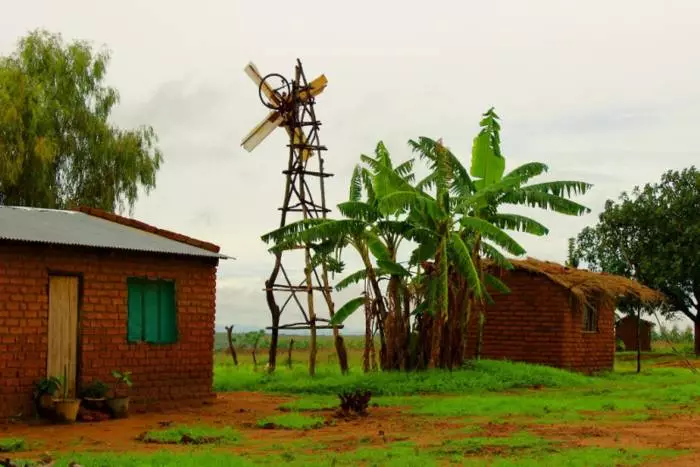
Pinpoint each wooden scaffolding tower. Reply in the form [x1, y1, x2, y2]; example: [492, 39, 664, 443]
[241, 59, 346, 375]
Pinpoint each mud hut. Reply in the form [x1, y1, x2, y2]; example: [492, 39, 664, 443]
[465, 258, 664, 373]
[615, 315, 654, 352]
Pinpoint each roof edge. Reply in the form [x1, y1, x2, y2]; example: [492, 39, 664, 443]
[74, 206, 221, 254]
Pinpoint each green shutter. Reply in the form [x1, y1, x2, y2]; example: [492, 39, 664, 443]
[143, 282, 160, 343]
[159, 281, 177, 343]
[127, 280, 144, 342]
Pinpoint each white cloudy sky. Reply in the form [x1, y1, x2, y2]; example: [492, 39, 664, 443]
[2, 1, 698, 332]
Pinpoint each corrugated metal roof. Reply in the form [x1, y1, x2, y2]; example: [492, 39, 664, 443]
[0, 206, 228, 259]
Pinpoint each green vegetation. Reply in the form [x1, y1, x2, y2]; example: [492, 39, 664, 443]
[46, 445, 684, 467]
[139, 425, 240, 445]
[572, 166, 700, 354]
[0, 437, 25, 452]
[0, 30, 162, 212]
[214, 359, 590, 395]
[257, 413, 326, 430]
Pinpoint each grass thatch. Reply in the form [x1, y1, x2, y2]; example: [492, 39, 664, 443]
[491, 257, 665, 314]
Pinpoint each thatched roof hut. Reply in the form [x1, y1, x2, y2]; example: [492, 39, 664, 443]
[466, 257, 666, 373]
[488, 257, 665, 314]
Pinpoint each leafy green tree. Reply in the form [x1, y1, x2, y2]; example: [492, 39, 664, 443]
[572, 167, 700, 354]
[0, 30, 162, 212]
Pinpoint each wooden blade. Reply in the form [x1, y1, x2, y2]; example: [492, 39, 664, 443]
[298, 75, 328, 101]
[241, 110, 284, 152]
[244, 62, 283, 108]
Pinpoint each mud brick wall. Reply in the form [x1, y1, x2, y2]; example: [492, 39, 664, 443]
[615, 316, 652, 352]
[0, 242, 217, 418]
[560, 299, 615, 373]
[465, 270, 614, 374]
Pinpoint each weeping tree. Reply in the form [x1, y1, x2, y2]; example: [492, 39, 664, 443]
[0, 29, 162, 213]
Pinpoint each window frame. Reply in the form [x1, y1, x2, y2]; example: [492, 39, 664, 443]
[126, 277, 178, 344]
[582, 304, 599, 333]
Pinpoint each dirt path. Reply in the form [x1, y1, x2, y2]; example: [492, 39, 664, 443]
[3, 392, 700, 465]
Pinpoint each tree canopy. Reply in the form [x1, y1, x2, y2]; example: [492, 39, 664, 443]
[0, 30, 162, 213]
[571, 167, 700, 354]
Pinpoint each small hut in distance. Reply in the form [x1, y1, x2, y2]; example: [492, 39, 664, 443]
[616, 315, 654, 351]
[465, 258, 664, 374]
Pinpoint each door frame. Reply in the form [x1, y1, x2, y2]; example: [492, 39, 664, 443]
[46, 270, 84, 396]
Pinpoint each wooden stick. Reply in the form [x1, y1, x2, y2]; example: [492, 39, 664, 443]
[224, 325, 239, 366]
[287, 338, 295, 368]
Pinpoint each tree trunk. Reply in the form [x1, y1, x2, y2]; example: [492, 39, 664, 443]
[361, 251, 388, 369]
[268, 312, 280, 372]
[363, 297, 372, 373]
[475, 310, 485, 360]
[403, 287, 412, 371]
[224, 325, 238, 366]
[695, 317, 700, 357]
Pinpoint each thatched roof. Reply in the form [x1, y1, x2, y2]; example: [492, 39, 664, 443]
[490, 257, 665, 313]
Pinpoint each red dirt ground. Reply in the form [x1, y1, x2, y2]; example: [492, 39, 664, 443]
[3, 392, 700, 465]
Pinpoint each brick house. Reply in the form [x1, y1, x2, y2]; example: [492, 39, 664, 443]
[0, 206, 229, 418]
[615, 315, 653, 352]
[465, 258, 663, 374]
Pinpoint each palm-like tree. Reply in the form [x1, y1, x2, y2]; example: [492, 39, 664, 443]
[408, 108, 591, 363]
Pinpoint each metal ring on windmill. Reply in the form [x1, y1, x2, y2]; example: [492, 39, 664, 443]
[259, 73, 291, 110]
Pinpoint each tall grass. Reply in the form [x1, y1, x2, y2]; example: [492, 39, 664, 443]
[214, 359, 592, 395]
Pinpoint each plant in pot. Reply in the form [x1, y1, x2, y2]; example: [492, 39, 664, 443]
[107, 370, 132, 419]
[52, 366, 81, 423]
[33, 376, 61, 417]
[80, 380, 110, 411]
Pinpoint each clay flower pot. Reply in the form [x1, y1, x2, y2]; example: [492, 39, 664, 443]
[82, 397, 107, 411]
[53, 398, 81, 423]
[107, 397, 130, 419]
[39, 393, 55, 410]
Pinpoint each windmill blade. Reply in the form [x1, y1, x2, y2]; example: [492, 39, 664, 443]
[241, 110, 284, 152]
[244, 62, 283, 108]
[299, 74, 328, 101]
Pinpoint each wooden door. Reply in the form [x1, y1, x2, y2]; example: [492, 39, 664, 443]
[47, 276, 79, 398]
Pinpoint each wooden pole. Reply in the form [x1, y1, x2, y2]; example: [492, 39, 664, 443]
[224, 325, 239, 366]
[636, 308, 642, 374]
[287, 338, 295, 368]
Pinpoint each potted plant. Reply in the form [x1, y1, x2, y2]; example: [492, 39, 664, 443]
[80, 380, 110, 411]
[106, 370, 132, 419]
[52, 366, 81, 423]
[33, 376, 61, 416]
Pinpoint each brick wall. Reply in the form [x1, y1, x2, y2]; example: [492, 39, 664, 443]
[615, 316, 652, 352]
[0, 242, 218, 418]
[464, 270, 614, 374]
[560, 299, 615, 373]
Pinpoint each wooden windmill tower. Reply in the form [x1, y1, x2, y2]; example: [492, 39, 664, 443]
[241, 59, 347, 375]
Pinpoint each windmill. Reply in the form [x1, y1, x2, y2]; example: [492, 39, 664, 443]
[241, 59, 347, 375]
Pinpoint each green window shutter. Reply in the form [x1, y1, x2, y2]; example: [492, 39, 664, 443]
[159, 281, 177, 343]
[127, 280, 144, 342]
[143, 282, 161, 343]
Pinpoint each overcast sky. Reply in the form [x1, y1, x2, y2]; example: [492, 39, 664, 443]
[2, 1, 698, 332]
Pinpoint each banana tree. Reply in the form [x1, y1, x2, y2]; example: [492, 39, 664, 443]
[347, 141, 416, 370]
[377, 138, 528, 368]
[411, 108, 592, 362]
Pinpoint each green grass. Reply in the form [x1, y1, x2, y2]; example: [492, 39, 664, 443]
[0, 437, 26, 452]
[139, 425, 240, 445]
[257, 413, 326, 430]
[48, 445, 684, 467]
[215, 359, 591, 395]
[435, 431, 556, 455]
